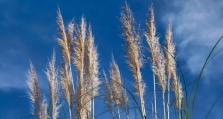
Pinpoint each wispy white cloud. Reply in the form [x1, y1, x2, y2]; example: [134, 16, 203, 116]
[162, 0, 223, 74]
[0, 48, 27, 90]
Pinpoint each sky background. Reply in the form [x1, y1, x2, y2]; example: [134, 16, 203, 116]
[0, 0, 223, 119]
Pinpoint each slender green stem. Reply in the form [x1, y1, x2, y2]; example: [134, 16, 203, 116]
[117, 107, 121, 119]
[167, 78, 170, 119]
[153, 74, 157, 119]
[162, 92, 166, 119]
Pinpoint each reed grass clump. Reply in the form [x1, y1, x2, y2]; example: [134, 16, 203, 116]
[26, 3, 209, 119]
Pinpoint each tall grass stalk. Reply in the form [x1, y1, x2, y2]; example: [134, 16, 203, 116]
[145, 7, 158, 119]
[74, 17, 87, 119]
[110, 57, 128, 119]
[85, 26, 100, 119]
[103, 71, 115, 119]
[121, 4, 146, 119]
[27, 64, 48, 119]
[164, 24, 175, 119]
[46, 53, 59, 119]
[57, 10, 75, 119]
[145, 7, 167, 119]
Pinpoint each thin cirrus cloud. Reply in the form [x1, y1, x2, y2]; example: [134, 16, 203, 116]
[163, 0, 223, 77]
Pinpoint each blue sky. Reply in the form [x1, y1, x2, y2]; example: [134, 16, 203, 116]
[0, 0, 223, 118]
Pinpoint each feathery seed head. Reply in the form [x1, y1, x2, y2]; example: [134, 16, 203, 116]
[145, 7, 167, 93]
[110, 57, 125, 106]
[57, 10, 73, 64]
[74, 17, 87, 75]
[28, 63, 41, 105]
[57, 9, 67, 42]
[28, 63, 48, 119]
[85, 26, 100, 96]
[121, 3, 144, 96]
[165, 24, 176, 80]
[73, 17, 89, 119]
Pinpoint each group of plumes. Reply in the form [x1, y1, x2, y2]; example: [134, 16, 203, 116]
[27, 3, 183, 119]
